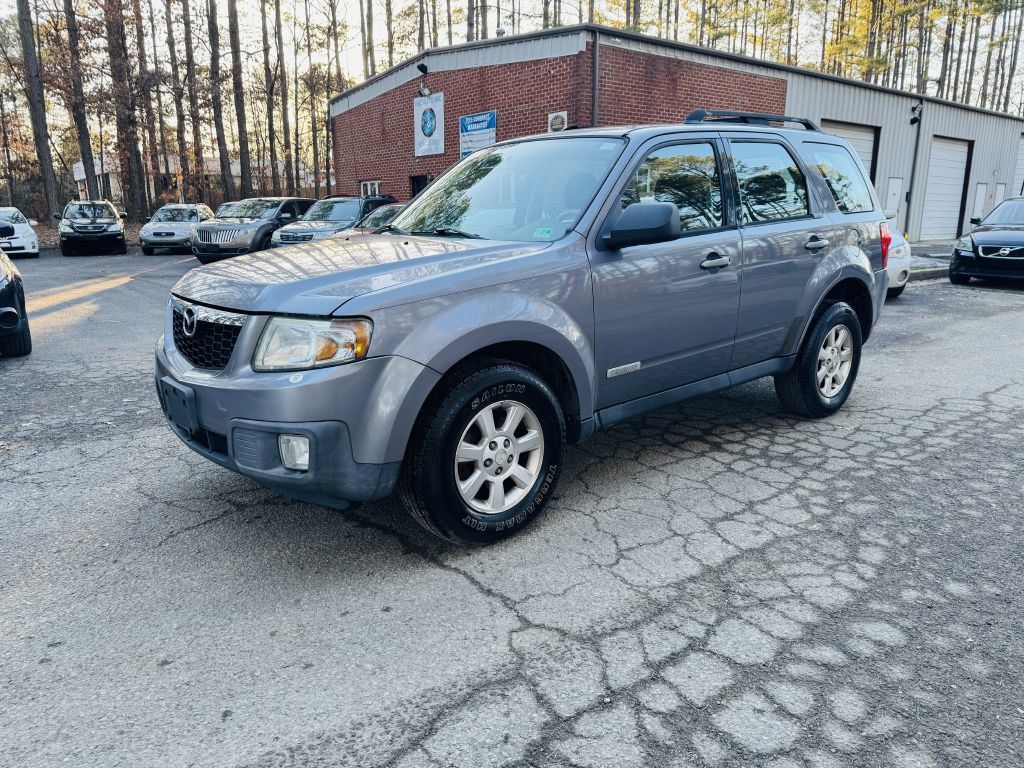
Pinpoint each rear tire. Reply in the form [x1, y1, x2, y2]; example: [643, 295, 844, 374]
[886, 284, 905, 299]
[949, 273, 971, 285]
[399, 362, 565, 545]
[775, 301, 862, 419]
[0, 299, 31, 357]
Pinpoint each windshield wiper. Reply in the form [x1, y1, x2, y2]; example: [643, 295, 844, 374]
[376, 223, 408, 235]
[411, 227, 484, 239]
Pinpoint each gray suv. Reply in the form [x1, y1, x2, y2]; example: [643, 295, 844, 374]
[157, 111, 890, 545]
[191, 197, 313, 263]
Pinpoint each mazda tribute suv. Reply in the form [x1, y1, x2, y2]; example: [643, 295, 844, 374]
[157, 110, 890, 545]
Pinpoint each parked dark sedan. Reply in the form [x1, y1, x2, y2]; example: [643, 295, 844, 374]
[0, 223, 31, 356]
[950, 198, 1024, 284]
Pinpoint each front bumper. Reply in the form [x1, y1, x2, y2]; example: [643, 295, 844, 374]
[154, 307, 441, 507]
[0, 235, 38, 255]
[142, 235, 190, 248]
[60, 231, 124, 248]
[950, 250, 1024, 280]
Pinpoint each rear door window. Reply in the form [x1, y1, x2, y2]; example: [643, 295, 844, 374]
[808, 143, 874, 213]
[730, 142, 810, 223]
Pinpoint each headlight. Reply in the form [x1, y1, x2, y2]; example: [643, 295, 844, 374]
[253, 317, 372, 371]
[58, 222, 73, 233]
[271, 231, 282, 243]
[107, 222, 124, 233]
[955, 235, 973, 253]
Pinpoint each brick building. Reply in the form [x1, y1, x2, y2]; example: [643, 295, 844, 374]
[330, 24, 1024, 241]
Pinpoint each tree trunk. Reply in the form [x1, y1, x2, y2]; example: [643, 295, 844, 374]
[468, 0, 475, 40]
[63, 0, 99, 200]
[206, 0, 236, 201]
[164, 0, 192, 199]
[260, 0, 281, 194]
[446, 0, 452, 43]
[181, 0, 206, 199]
[128, 0, 162, 203]
[366, 0, 376, 75]
[274, 0, 294, 194]
[418, 0, 425, 49]
[385, 0, 395, 66]
[16, 0, 58, 214]
[1003, 5, 1024, 112]
[103, 0, 148, 220]
[227, 0, 253, 196]
[293, 10, 301, 192]
[304, 0, 320, 197]
[0, 97, 15, 206]
[148, 0, 173, 183]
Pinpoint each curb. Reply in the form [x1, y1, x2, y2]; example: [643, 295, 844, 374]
[909, 267, 949, 281]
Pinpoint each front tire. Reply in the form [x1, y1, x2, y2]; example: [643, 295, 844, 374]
[141, 246, 155, 256]
[60, 244, 75, 257]
[399, 362, 565, 545]
[775, 301, 862, 418]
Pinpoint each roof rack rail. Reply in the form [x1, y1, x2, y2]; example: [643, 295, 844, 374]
[684, 109, 822, 132]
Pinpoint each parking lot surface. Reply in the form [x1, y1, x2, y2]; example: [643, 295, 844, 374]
[2, 251, 1023, 767]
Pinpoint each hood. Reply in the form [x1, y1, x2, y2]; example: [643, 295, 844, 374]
[198, 217, 263, 227]
[171, 234, 547, 315]
[279, 220, 347, 233]
[143, 220, 193, 233]
[69, 217, 115, 225]
[968, 225, 1024, 246]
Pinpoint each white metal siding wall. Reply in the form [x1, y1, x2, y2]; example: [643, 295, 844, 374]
[1014, 136, 1024, 197]
[820, 120, 877, 180]
[919, 138, 970, 240]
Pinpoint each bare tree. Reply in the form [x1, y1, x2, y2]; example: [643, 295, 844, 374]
[164, 0, 192, 199]
[15, 0, 58, 213]
[181, 0, 207, 199]
[227, 0, 253, 196]
[260, 0, 281, 193]
[275, 0, 295, 194]
[207, 0, 236, 200]
[62, 0, 99, 200]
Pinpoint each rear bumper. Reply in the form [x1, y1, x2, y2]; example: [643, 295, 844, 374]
[950, 251, 1024, 279]
[871, 267, 889, 327]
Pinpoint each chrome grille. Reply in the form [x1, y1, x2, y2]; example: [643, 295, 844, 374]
[169, 298, 246, 370]
[280, 232, 314, 243]
[196, 228, 241, 244]
[979, 245, 1024, 258]
[73, 223, 106, 233]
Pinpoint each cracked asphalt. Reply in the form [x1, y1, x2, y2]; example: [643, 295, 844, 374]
[2, 251, 1024, 768]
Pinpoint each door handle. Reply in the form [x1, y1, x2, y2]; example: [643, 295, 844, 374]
[805, 236, 830, 251]
[700, 254, 731, 270]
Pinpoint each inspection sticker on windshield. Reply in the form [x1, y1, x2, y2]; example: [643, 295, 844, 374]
[533, 227, 553, 238]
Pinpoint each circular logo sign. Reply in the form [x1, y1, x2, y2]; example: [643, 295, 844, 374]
[421, 108, 437, 137]
[999, 247, 1011, 256]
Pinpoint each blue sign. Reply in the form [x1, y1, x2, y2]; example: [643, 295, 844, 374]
[459, 110, 497, 158]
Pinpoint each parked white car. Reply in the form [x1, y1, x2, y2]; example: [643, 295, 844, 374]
[140, 203, 214, 255]
[886, 227, 911, 298]
[0, 207, 39, 258]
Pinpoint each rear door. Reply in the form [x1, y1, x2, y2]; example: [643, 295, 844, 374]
[726, 136, 835, 368]
[591, 134, 742, 407]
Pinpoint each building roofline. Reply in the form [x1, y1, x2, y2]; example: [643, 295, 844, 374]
[329, 22, 1024, 124]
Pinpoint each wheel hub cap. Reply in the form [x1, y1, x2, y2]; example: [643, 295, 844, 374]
[455, 400, 545, 515]
[816, 324, 853, 398]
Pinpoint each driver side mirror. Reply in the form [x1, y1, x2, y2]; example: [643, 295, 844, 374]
[970, 216, 981, 226]
[603, 202, 681, 250]
[119, 211, 128, 219]
[52, 213, 61, 221]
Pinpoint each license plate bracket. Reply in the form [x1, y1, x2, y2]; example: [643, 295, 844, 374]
[159, 376, 199, 433]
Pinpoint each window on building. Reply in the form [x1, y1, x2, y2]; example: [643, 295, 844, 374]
[621, 142, 724, 232]
[808, 143, 874, 214]
[731, 142, 810, 223]
[360, 180, 381, 196]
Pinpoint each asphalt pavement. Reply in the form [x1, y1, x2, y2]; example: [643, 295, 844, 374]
[2, 249, 1023, 767]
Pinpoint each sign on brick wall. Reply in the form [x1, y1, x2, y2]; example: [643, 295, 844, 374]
[414, 93, 445, 157]
[459, 111, 497, 158]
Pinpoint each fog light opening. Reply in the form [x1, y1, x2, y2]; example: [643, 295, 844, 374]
[278, 434, 310, 471]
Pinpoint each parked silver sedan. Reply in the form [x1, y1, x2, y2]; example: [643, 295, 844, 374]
[141, 204, 215, 255]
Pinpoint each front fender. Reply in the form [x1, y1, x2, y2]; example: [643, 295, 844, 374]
[372, 290, 597, 460]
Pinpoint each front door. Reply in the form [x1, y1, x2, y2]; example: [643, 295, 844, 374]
[591, 138, 742, 408]
[726, 137, 833, 368]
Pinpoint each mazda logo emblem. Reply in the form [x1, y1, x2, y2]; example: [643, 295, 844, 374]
[182, 306, 198, 337]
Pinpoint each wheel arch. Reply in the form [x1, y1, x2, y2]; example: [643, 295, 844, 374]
[788, 271, 876, 354]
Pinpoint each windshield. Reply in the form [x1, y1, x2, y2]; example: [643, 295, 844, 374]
[390, 137, 625, 241]
[66, 203, 115, 219]
[303, 198, 361, 223]
[982, 199, 1024, 226]
[359, 204, 401, 228]
[152, 207, 197, 222]
[0, 210, 27, 224]
[216, 200, 279, 219]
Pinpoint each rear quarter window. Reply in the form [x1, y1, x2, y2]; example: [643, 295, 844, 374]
[808, 143, 874, 214]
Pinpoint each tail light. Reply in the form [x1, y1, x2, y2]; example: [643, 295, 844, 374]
[880, 222, 891, 269]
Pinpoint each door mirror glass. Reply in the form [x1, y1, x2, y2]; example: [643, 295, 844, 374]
[604, 202, 681, 250]
[28, 219, 38, 226]
[52, 213, 61, 221]
[970, 216, 982, 225]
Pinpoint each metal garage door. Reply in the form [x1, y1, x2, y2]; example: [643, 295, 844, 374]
[821, 120, 877, 181]
[1013, 135, 1024, 197]
[919, 138, 970, 241]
